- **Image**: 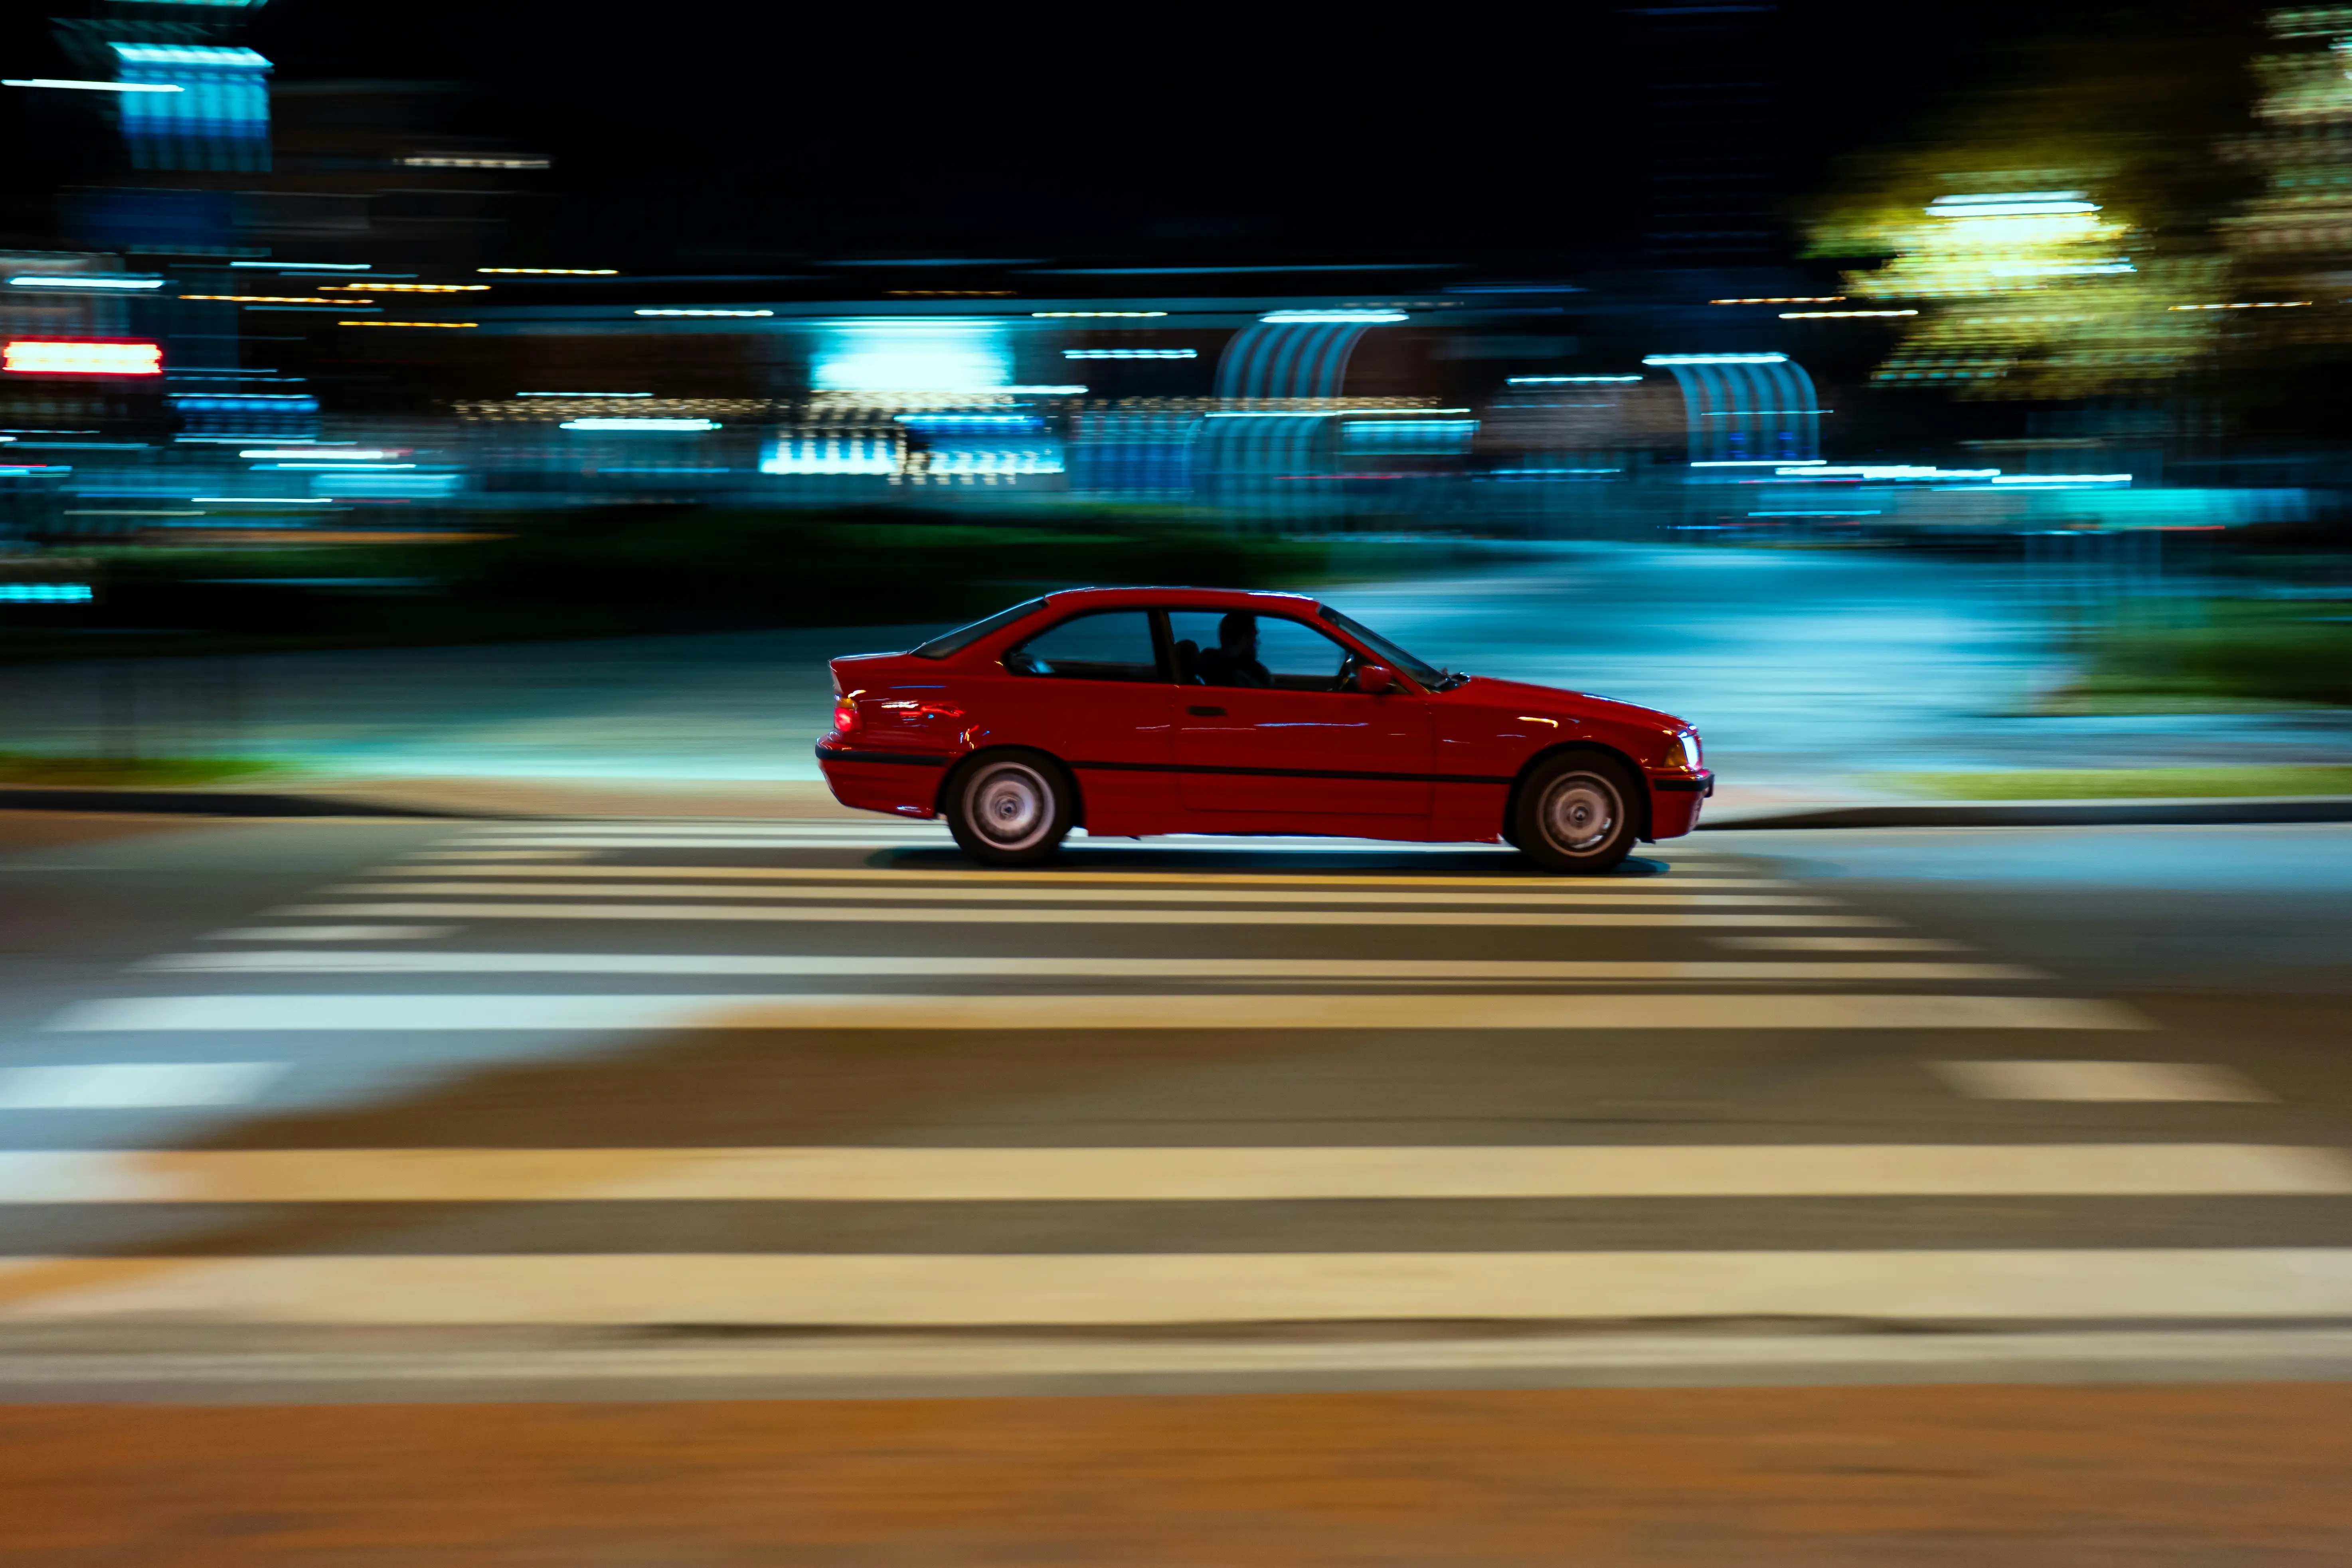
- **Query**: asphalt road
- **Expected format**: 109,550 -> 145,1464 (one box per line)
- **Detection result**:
4,810 -> 2352,1561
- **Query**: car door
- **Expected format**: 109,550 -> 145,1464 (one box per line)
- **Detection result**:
1166,609 -> 1433,816
974,607 -> 1176,818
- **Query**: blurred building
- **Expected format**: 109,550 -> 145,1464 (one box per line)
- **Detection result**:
5,6 -> 2299,557
1633,4 -> 1787,266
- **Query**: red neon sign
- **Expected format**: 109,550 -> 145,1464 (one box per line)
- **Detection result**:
3,340 -> 163,376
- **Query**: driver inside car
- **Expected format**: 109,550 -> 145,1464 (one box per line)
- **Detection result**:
1194,611 -> 1274,688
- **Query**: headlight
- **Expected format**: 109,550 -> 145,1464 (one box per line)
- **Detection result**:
1662,729 -> 1702,771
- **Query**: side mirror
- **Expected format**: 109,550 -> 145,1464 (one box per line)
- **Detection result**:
1354,661 -> 1395,695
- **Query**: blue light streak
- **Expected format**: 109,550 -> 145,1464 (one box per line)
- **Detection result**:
3,79 -> 182,93
7,275 -> 164,290
559,417 -> 719,431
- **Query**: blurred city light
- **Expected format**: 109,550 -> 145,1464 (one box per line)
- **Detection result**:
1927,192 -> 2102,217
1260,309 -> 1409,323
8,275 -> 164,289
559,417 -> 720,431
400,156 -> 548,169
182,294 -> 367,303
236,449 -> 393,459
2,341 -> 162,375
1,78 -> 184,93
108,44 -> 271,172
814,321 -> 1011,390
760,435 -> 899,475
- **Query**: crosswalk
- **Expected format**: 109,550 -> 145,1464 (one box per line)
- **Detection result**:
3,815 -> 2348,1372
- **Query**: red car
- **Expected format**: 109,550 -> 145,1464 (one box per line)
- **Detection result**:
816,587 -> 1710,873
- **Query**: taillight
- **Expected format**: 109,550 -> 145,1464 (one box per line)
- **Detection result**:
832,695 -> 860,735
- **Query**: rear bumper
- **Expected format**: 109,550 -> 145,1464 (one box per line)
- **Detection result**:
1645,769 -> 1714,838
814,741 -> 951,817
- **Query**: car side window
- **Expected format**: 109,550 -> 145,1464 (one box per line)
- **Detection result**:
1166,610 -> 1358,692
1002,610 -> 1162,682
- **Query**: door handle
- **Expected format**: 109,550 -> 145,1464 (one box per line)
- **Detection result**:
1187,705 -> 1226,717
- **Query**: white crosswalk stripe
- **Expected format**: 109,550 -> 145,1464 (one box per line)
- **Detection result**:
276,901 -> 1898,928
334,879 -> 1829,908
139,951 -> 2043,982
8,1251 -> 2352,1328
4,1144 -> 2338,1203
0,818 -> 2328,1355
47,991 -> 2142,1034
372,870 -> 1797,893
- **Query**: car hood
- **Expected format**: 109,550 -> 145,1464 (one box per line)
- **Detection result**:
1437,675 -> 1689,733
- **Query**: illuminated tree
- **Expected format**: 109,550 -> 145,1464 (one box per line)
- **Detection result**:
1803,4 -> 2262,400
2217,6 -> 2352,344
1813,181 -> 2224,398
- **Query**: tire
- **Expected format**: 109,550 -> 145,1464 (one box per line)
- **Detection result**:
944,749 -> 1075,866
1511,753 -> 1640,874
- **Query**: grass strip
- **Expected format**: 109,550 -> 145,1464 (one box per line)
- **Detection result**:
0,753 -> 291,788
1890,766 -> 2352,800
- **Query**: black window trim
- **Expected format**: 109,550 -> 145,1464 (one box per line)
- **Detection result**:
908,597 -> 1051,661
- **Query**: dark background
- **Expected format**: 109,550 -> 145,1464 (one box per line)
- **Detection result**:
0,0 -> 2211,267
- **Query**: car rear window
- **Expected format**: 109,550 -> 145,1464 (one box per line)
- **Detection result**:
908,598 -> 1048,660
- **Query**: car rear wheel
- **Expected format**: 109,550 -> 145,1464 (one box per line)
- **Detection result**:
945,750 -> 1074,866
1512,754 -> 1639,874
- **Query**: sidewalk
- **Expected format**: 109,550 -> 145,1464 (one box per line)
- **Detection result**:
6,547 -> 2352,827
11,1383 -> 2350,1564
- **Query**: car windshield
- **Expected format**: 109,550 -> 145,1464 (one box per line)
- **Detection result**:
908,598 -> 1047,660
1317,606 -> 1455,689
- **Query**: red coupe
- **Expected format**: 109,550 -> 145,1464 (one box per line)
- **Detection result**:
816,587 -> 1711,873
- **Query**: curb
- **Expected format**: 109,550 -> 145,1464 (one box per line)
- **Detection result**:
1701,795 -> 2352,831
0,787 -> 486,819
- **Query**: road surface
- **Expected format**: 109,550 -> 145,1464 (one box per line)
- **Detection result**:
2,809 -> 2350,1562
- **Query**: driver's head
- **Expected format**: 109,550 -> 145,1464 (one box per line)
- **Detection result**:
1218,612 -> 1257,654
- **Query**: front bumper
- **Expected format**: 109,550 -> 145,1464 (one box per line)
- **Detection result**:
1644,769 -> 1714,838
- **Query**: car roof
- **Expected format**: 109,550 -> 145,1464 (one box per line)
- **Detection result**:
1038,586 -> 1323,613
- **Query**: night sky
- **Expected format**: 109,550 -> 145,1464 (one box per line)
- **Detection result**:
0,1 -> 2229,267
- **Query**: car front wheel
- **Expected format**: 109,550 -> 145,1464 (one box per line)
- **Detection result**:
944,750 -> 1074,866
1512,754 -> 1639,874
